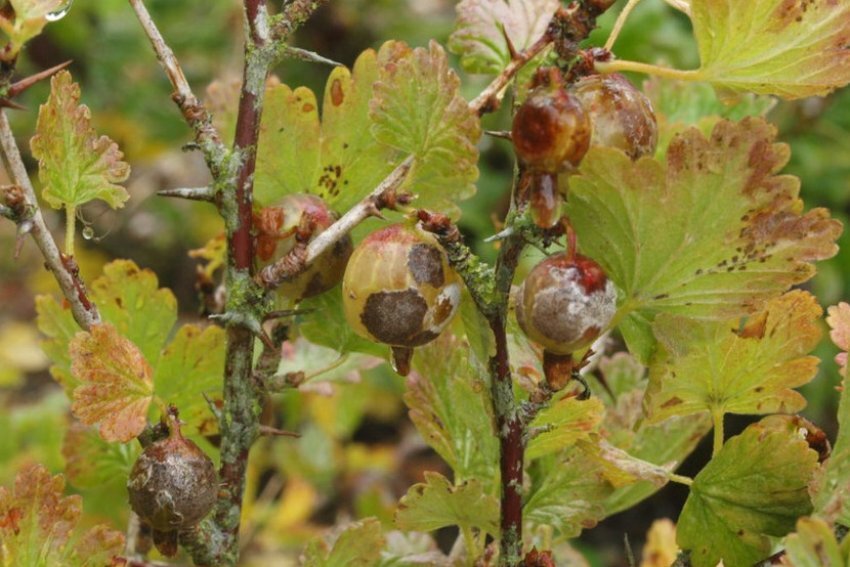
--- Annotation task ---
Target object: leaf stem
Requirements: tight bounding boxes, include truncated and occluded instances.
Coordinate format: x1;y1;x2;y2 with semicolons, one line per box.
668;473;694;486
604;0;643;51
64;204;76;256
711;408;725;457
595;60;701;81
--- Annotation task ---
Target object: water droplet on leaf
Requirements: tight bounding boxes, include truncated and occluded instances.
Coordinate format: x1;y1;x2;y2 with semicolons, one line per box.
46;0;74;22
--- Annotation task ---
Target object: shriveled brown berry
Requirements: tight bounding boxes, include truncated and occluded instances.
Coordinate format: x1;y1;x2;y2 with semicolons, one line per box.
512;80;591;173
127;423;217;532
572;73;658;160
255;194;353;300
516;253;616;355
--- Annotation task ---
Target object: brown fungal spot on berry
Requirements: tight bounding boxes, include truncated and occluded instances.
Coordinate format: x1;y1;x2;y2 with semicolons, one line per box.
361;288;428;346
407;244;445;287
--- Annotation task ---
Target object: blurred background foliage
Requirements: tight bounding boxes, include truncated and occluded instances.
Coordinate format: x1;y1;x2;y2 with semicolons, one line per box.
0;0;848;565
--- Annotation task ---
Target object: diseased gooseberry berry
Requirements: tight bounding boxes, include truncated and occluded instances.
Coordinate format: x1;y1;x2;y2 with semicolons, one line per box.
342;223;462;375
572;73;658;160
255;194;353;300
127;418;217;534
515;253;616;355
512;72;592;173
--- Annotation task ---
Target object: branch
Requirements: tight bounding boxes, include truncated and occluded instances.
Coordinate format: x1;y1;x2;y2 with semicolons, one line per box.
270;0;329;41
157;186;215;202
0;110;100;330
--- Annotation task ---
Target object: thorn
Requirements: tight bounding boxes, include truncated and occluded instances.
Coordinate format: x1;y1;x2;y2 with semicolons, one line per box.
258;425;301;438
484;129;512;140
364;201;386;220
484;226;514;242
499;23;518;60
282;46;343;68
202;393;223;421
6;60;72;99
157;187;215;202
14;219;33;258
263;308;314;321
0;98;26;110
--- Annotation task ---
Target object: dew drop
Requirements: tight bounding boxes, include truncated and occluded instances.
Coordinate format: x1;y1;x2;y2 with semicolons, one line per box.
81;226;94;240
45;0;74;22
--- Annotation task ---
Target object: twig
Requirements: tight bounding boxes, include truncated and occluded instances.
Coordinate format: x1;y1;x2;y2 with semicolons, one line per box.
157;186;216;202
258;425;300;438
281;46;342;67
0;110;100;329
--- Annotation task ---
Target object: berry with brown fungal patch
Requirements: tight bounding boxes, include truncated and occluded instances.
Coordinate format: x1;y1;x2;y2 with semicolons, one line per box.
342;223;462;374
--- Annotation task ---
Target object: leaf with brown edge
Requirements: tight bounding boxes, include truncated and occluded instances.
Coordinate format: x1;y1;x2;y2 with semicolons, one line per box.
448;0;558;75
30;70;130;211
688;0;850;99
0;463;124;566
70;323;154;443
644;291;822;424
371;40;481;218
827;302;850;376
567;117;841;362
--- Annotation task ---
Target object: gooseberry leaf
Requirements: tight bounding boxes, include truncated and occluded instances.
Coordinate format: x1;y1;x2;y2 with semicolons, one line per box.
677;416;818;567
1;1;65;50
640;519;679;567
254;51;396;210
371;40;481;218
781;517;847;567
448;0;558;74
688;0;850;99
303;518;385;567
276;337;383;388
69;323;153;443
152;324;225;436
62;421;139;490
34;294;79;390
526;396;604;461
827;302;850;377
567;118;841;362
405;332;498;487
644;291;821;423
0;463;124;567
30;70;130;210
299;286;387;358
395;472;499;537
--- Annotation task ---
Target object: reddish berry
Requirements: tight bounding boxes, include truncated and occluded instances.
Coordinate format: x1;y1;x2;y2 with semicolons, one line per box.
516;253;616;354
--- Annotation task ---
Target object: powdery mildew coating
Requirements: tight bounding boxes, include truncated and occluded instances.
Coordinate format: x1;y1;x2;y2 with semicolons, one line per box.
517;253;617;354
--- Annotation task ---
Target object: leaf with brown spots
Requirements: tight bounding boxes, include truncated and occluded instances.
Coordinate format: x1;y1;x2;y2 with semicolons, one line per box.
70;323;154;443
448;0;558;75
526;396;604;460
567;117;841;362
0;463;124;566
644;291;821;423
687;0;850;98
677;416;817;567
371;41;481;218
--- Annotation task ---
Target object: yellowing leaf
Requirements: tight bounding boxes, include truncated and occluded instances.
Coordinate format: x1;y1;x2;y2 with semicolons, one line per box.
567;118;841;362
526;396;604;460
35;294;80;390
644;291;821;423
371;40;481;217
0;463;124;567
640;519;679;567
0;321;49;387
781;517;847;567
395;471;499;537
303;518;385;567
677;416;818;567
448;0;558;74
689;0;850;98
30;71;130;210
1;1;65;52
69;323;153;443
827;302;850;375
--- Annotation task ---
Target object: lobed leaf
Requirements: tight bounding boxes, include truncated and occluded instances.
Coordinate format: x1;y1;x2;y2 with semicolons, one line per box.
644;291;822;423
688;0;850;99
62;421;139;490
2;1;66;50
371;40;481;218
276;337;383;388
69;323;153;443
781;517;847;567
448;0;558;74
827;302;850;376
567;117;841;362
30;70;130;210
677;415;818;567
526;396;604;461
303;517;385;567
0;463;124;567
395;471;499;537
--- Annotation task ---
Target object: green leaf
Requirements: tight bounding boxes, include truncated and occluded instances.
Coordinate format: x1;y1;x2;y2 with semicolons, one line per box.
62;420;139;490
152;324;225;436
526;396;604;461
688;0;850;99
567;118;841;362
395;471;499;537
35;295;79;390
299;285;387;358
524;451;612;539
644;291;822;423
405;332;498;487
69;323;154;443
276;337;383;387
371;40;481;218
448;0;558;75
254;51;396;210
782;517;847;567
377;531;448;566
0;463;124;567
677;415;818;567
30;70;130;210
304;518;385;567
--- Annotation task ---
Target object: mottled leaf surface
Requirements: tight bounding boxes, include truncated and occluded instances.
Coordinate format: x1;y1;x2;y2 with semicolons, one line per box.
0;463;124;566
448;0;558;74
395;472;499;537
644;291;821;423
567;118;840;362
526;397;604;460
30;71;130;210
69;323;153;443
303;517;385;567
689;0;850;98
677;416;818;567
